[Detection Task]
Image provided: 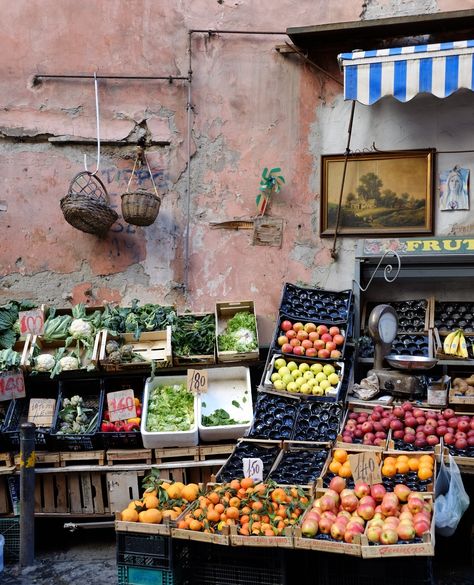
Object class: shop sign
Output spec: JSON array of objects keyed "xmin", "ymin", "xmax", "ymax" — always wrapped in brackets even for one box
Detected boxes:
[{"xmin": 362, "ymin": 236, "xmax": 474, "ymax": 256}]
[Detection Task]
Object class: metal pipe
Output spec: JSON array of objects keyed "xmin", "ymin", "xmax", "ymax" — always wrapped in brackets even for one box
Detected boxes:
[
  {"xmin": 33, "ymin": 74, "xmax": 190, "ymax": 83},
  {"xmin": 19, "ymin": 422, "xmax": 36, "ymax": 567},
  {"xmin": 190, "ymin": 29, "xmax": 286, "ymax": 35},
  {"xmin": 183, "ymin": 31, "xmax": 194, "ymax": 295}
]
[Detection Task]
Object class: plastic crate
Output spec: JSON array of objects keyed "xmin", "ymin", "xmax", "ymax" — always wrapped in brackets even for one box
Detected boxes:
[
  {"xmin": 117, "ymin": 565, "xmax": 176, "ymax": 585},
  {"xmin": 117, "ymin": 532, "xmax": 172, "ymax": 570},
  {"xmin": 0, "ymin": 517, "xmax": 20, "ymax": 563},
  {"xmin": 292, "ymin": 400, "xmax": 344, "ymax": 443},
  {"xmin": 215, "ymin": 439, "xmax": 281, "ymax": 483},
  {"xmin": 246, "ymin": 391, "xmax": 300, "ymax": 441},
  {"xmin": 2, "ymin": 396, "xmax": 52, "ymax": 451},
  {"xmin": 279, "ymin": 282, "xmax": 353, "ymax": 323},
  {"xmin": 0, "ymin": 400, "xmax": 11, "ymax": 451},
  {"xmin": 184, "ymin": 540, "xmax": 286, "ymax": 585},
  {"xmin": 47, "ymin": 380, "xmax": 104, "ymax": 451}
]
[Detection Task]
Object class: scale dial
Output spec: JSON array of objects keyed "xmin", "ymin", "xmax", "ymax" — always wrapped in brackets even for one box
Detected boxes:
[{"xmin": 368, "ymin": 304, "xmax": 398, "ymax": 345}]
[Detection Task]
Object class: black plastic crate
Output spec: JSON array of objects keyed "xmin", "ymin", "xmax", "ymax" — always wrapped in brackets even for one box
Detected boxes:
[
  {"xmin": 358, "ymin": 334, "xmax": 430, "ymax": 359},
  {"xmin": 434, "ymin": 300, "xmax": 474, "ymax": 332},
  {"xmin": 2, "ymin": 396, "xmax": 52, "ymax": 452},
  {"xmin": 185, "ymin": 540, "xmax": 286, "ymax": 585},
  {"xmin": 47, "ymin": 379, "xmax": 104, "ymax": 451},
  {"xmin": 279, "ymin": 282, "xmax": 353, "ymax": 323},
  {"xmin": 292, "ymin": 401, "xmax": 344, "ymax": 443},
  {"xmin": 0, "ymin": 399, "xmax": 11, "ymax": 451},
  {"xmin": 117, "ymin": 564, "xmax": 176, "ymax": 585},
  {"xmin": 267, "ymin": 443, "xmax": 329, "ymax": 486},
  {"xmin": 215, "ymin": 439, "xmax": 280, "ymax": 483},
  {"xmin": 99, "ymin": 377, "xmax": 145, "ymax": 450},
  {"xmin": 117, "ymin": 532, "xmax": 172, "ymax": 570},
  {"xmin": 246, "ymin": 391, "xmax": 299, "ymax": 440}
]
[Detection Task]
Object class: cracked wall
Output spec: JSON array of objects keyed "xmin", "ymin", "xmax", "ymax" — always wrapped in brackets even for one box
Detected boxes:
[{"xmin": 0, "ymin": 0, "xmax": 471, "ymax": 343}]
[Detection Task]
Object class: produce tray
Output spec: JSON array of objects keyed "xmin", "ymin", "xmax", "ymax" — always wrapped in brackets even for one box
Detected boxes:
[
  {"xmin": 336, "ymin": 403, "xmax": 393, "ymax": 451},
  {"xmin": 316, "ymin": 445, "xmax": 383, "ymax": 491},
  {"xmin": 117, "ymin": 565, "xmax": 177, "ymax": 585},
  {"xmin": 172, "ymin": 312, "xmax": 216, "ymax": 366},
  {"xmin": 215, "ymin": 301, "xmax": 260, "ymax": 363},
  {"xmin": 2, "ymin": 395, "xmax": 54, "ymax": 452},
  {"xmin": 172, "ymin": 501, "xmax": 230, "ymax": 546},
  {"xmin": 266, "ymin": 441, "xmax": 330, "ymax": 488},
  {"xmin": 447, "ymin": 376, "xmax": 474, "ymax": 406},
  {"xmin": 198, "ymin": 366, "xmax": 253, "ymax": 442},
  {"xmin": 357, "ymin": 333, "xmax": 432, "ymax": 360},
  {"xmin": 433, "ymin": 329, "xmax": 474, "ymax": 361},
  {"xmin": 140, "ymin": 375, "xmax": 198, "ymax": 448},
  {"xmin": 360, "ymin": 495, "xmax": 435, "ymax": 558},
  {"xmin": 261, "ymin": 353, "xmax": 344, "ymax": 401},
  {"xmin": 361, "ymin": 298, "xmax": 431, "ymax": 334},
  {"xmin": 116, "ymin": 530, "xmax": 172, "ymax": 570},
  {"xmin": 292, "ymin": 401, "xmax": 344, "ymax": 443},
  {"xmin": 46, "ymin": 380, "xmax": 104, "ymax": 451},
  {"xmin": 214, "ymin": 438, "xmax": 281, "ymax": 483},
  {"xmin": 99, "ymin": 328, "xmax": 172, "ymax": 371},
  {"xmin": 279, "ymin": 282, "xmax": 353, "ymax": 323},
  {"xmin": 431, "ymin": 300, "xmax": 474, "ymax": 333},
  {"xmin": 115, "ymin": 512, "xmax": 175, "ymax": 537},
  {"xmin": 380, "ymin": 450, "xmax": 436, "ymax": 494},
  {"xmin": 270, "ymin": 312, "xmax": 347, "ymax": 361},
  {"xmin": 246, "ymin": 390, "xmax": 300, "ymax": 441}
]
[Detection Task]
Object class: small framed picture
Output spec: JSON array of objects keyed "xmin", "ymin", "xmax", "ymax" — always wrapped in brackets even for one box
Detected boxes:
[{"xmin": 439, "ymin": 166, "xmax": 470, "ymax": 211}]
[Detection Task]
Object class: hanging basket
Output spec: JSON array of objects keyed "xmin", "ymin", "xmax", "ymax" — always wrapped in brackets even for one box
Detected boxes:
[
  {"xmin": 61, "ymin": 171, "xmax": 118, "ymax": 236},
  {"xmin": 121, "ymin": 151, "xmax": 161, "ymax": 226}
]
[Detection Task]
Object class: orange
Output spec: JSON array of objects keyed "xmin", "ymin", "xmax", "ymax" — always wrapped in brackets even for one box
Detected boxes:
[
  {"xmin": 138, "ymin": 508, "xmax": 163, "ymax": 524},
  {"xmin": 120, "ymin": 508, "xmax": 138, "ymax": 522},
  {"xmin": 329, "ymin": 460, "xmax": 342, "ymax": 474},
  {"xmin": 177, "ymin": 520, "xmax": 189, "ymax": 529},
  {"xmin": 181, "ymin": 484, "xmax": 200, "ymax": 502},
  {"xmin": 338, "ymin": 464, "xmax": 352, "ymax": 478},
  {"xmin": 142, "ymin": 489, "xmax": 157, "ymax": 498},
  {"xmin": 207, "ymin": 509, "xmax": 220, "ymax": 522},
  {"xmin": 271, "ymin": 488, "xmax": 288, "ymax": 503},
  {"xmin": 419, "ymin": 455, "xmax": 434, "ymax": 467},
  {"xmin": 241, "ymin": 477, "xmax": 254, "ymax": 489},
  {"xmin": 396, "ymin": 455, "xmax": 409, "ymax": 463},
  {"xmin": 333, "ymin": 449, "xmax": 348, "ymax": 463},
  {"xmin": 143, "ymin": 495, "xmax": 159, "ymax": 509},
  {"xmin": 384, "ymin": 456, "xmax": 397, "ymax": 467},
  {"xmin": 162, "ymin": 510, "xmax": 179, "ymax": 521},
  {"xmin": 251, "ymin": 500, "xmax": 264, "ymax": 512},
  {"xmin": 226, "ymin": 506, "xmax": 240, "ymax": 520},
  {"xmin": 128, "ymin": 499, "xmax": 144, "ymax": 510},
  {"xmin": 382, "ymin": 463, "xmax": 396, "ymax": 477},
  {"xmin": 418, "ymin": 467, "xmax": 433, "ymax": 481},
  {"xmin": 166, "ymin": 483, "xmax": 183, "ymax": 499},
  {"xmin": 208, "ymin": 491, "xmax": 220, "ymax": 505},
  {"xmin": 214, "ymin": 503, "xmax": 225, "ymax": 514},
  {"xmin": 229, "ymin": 497, "xmax": 241, "ymax": 509},
  {"xmin": 230, "ymin": 479, "xmax": 241, "ymax": 490},
  {"xmin": 189, "ymin": 519, "xmax": 202, "ymax": 531},
  {"xmin": 408, "ymin": 458, "xmax": 420, "ymax": 471},
  {"xmin": 395, "ymin": 461, "xmax": 410, "ymax": 474}
]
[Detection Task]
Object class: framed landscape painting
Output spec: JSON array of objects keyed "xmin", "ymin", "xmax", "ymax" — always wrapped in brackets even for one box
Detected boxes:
[{"xmin": 320, "ymin": 149, "xmax": 434, "ymax": 237}]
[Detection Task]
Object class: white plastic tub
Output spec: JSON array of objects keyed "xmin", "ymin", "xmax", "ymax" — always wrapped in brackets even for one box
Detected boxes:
[
  {"xmin": 198, "ymin": 367, "xmax": 253, "ymax": 442},
  {"xmin": 141, "ymin": 375, "xmax": 198, "ymax": 448}
]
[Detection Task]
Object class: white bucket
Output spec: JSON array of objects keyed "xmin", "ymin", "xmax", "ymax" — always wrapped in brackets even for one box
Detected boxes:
[{"xmin": 0, "ymin": 533, "xmax": 4, "ymax": 572}]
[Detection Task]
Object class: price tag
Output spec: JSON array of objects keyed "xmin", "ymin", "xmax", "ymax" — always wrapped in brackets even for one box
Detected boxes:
[
  {"xmin": 107, "ymin": 389, "xmax": 136, "ymax": 422},
  {"xmin": 27, "ymin": 398, "xmax": 56, "ymax": 427},
  {"xmin": 0, "ymin": 371, "xmax": 26, "ymax": 402},
  {"xmin": 243, "ymin": 457, "xmax": 264, "ymax": 482},
  {"xmin": 349, "ymin": 452, "xmax": 382, "ymax": 486},
  {"xmin": 187, "ymin": 369, "xmax": 208, "ymax": 393},
  {"xmin": 19, "ymin": 309, "xmax": 45, "ymax": 336}
]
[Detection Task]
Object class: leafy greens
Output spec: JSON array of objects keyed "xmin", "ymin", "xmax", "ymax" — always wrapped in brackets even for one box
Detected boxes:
[
  {"xmin": 217, "ymin": 311, "xmax": 258, "ymax": 353},
  {"xmin": 146, "ymin": 383, "xmax": 194, "ymax": 432},
  {"xmin": 201, "ymin": 408, "xmax": 249, "ymax": 427}
]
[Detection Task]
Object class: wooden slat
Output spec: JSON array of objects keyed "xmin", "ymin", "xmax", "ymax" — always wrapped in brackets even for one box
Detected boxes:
[
  {"xmin": 90, "ymin": 472, "xmax": 106, "ymax": 514},
  {"xmin": 55, "ymin": 474, "xmax": 68, "ymax": 513},
  {"xmin": 68, "ymin": 473, "xmax": 82, "ymax": 514},
  {"xmin": 42, "ymin": 474, "xmax": 56, "ymax": 513},
  {"xmin": 0, "ymin": 477, "xmax": 10, "ymax": 514},
  {"xmin": 34, "ymin": 476, "xmax": 42, "ymax": 513},
  {"xmin": 80, "ymin": 473, "xmax": 94, "ymax": 514},
  {"xmin": 107, "ymin": 471, "xmax": 141, "ymax": 514}
]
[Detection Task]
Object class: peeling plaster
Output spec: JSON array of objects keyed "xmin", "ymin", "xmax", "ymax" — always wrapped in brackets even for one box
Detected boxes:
[{"xmin": 361, "ymin": 0, "xmax": 438, "ymax": 19}]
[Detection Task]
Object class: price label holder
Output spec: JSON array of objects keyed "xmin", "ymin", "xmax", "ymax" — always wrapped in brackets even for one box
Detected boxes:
[
  {"xmin": 27, "ymin": 398, "xmax": 56, "ymax": 427},
  {"xmin": 19, "ymin": 309, "xmax": 45, "ymax": 336},
  {"xmin": 107, "ymin": 389, "xmax": 137, "ymax": 422},
  {"xmin": 187, "ymin": 369, "xmax": 208, "ymax": 393},
  {"xmin": 0, "ymin": 370, "xmax": 26, "ymax": 402},
  {"xmin": 243, "ymin": 457, "xmax": 264, "ymax": 482},
  {"xmin": 349, "ymin": 452, "xmax": 382, "ymax": 486}
]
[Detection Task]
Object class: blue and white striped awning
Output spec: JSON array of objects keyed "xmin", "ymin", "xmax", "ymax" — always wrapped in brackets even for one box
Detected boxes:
[{"xmin": 338, "ymin": 40, "xmax": 474, "ymax": 105}]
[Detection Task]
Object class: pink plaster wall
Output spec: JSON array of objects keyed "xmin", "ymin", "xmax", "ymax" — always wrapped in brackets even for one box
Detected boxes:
[{"xmin": 0, "ymin": 1, "xmax": 467, "ymax": 342}]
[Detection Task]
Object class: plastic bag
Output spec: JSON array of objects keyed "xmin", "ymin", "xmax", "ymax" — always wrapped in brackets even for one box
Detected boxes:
[{"xmin": 434, "ymin": 453, "xmax": 470, "ymax": 537}]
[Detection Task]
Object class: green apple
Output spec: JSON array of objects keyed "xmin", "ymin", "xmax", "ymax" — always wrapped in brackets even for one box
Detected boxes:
[
  {"xmin": 286, "ymin": 381, "xmax": 298, "ymax": 393},
  {"xmin": 275, "ymin": 358, "xmax": 287, "ymax": 370},
  {"xmin": 273, "ymin": 379, "xmax": 286, "ymax": 391},
  {"xmin": 300, "ymin": 383, "xmax": 312, "ymax": 395},
  {"xmin": 287, "ymin": 361, "xmax": 298, "ymax": 372},
  {"xmin": 303, "ymin": 371, "xmax": 314, "ymax": 381},
  {"xmin": 291, "ymin": 369, "xmax": 303, "ymax": 380},
  {"xmin": 323, "ymin": 364, "xmax": 335, "ymax": 376},
  {"xmin": 279, "ymin": 367, "xmax": 290, "ymax": 377},
  {"xmin": 310, "ymin": 363, "xmax": 323, "ymax": 374},
  {"xmin": 271, "ymin": 372, "xmax": 282, "ymax": 382},
  {"xmin": 298, "ymin": 362, "xmax": 310, "ymax": 373},
  {"xmin": 307, "ymin": 378, "xmax": 317, "ymax": 388},
  {"xmin": 319, "ymin": 379, "xmax": 331, "ymax": 391},
  {"xmin": 328, "ymin": 373, "xmax": 340, "ymax": 386},
  {"xmin": 294, "ymin": 377, "xmax": 305, "ymax": 388},
  {"xmin": 282, "ymin": 374, "xmax": 294, "ymax": 386},
  {"xmin": 312, "ymin": 385, "xmax": 324, "ymax": 396},
  {"xmin": 315, "ymin": 372, "xmax": 327, "ymax": 383}
]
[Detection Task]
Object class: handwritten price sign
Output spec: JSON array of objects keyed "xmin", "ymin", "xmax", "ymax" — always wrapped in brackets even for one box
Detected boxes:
[
  {"xmin": 0, "ymin": 371, "xmax": 26, "ymax": 402},
  {"xmin": 19, "ymin": 309, "xmax": 44, "ymax": 336},
  {"xmin": 349, "ymin": 452, "xmax": 382, "ymax": 486},
  {"xmin": 107, "ymin": 389, "xmax": 136, "ymax": 422},
  {"xmin": 187, "ymin": 369, "xmax": 208, "ymax": 393},
  {"xmin": 243, "ymin": 457, "xmax": 264, "ymax": 482}
]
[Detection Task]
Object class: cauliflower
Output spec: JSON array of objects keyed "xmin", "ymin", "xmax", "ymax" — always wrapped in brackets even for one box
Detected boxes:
[
  {"xmin": 35, "ymin": 354, "xmax": 56, "ymax": 372},
  {"xmin": 69, "ymin": 318, "xmax": 93, "ymax": 339},
  {"xmin": 59, "ymin": 356, "xmax": 80, "ymax": 371}
]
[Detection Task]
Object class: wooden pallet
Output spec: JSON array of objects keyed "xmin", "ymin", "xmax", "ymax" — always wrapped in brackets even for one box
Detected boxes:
[
  {"xmin": 199, "ymin": 444, "xmax": 235, "ymax": 461},
  {"xmin": 0, "ymin": 476, "xmax": 11, "ymax": 514},
  {"xmin": 106, "ymin": 449, "xmax": 153, "ymax": 466},
  {"xmin": 154, "ymin": 446, "xmax": 200, "ymax": 464},
  {"xmin": 59, "ymin": 450, "xmax": 106, "ymax": 467},
  {"xmin": 14, "ymin": 451, "xmax": 61, "ymax": 469}
]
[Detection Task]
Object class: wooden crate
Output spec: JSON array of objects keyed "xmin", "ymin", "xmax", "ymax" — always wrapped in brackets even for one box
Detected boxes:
[
  {"xmin": 35, "ymin": 471, "xmax": 109, "ymax": 515},
  {"xmin": 230, "ymin": 524, "xmax": 293, "ymax": 548},
  {"xmin": 293, "ymin": 515, "xmax": 362, "ymax": 556},
  {"xmin": 115, "ymin": 511, "xmax": 174, "ymax": 536},
  {"xmin": 0, "ymin": 476, "xmax": 11, "ymax": 514},
  {"xmin": 14, "ymin": 451, "xmax": 60, "ymax": 468},
  {"xmin": 59, "ymin": 450, "xmax": 105, "ymax": 467},
  {"xmin": 336, "ymin": 402, "xmax": 392, "ymax": 451},
  {"xmin": 199, "ymin": 443, "xmax": 236, "ymax": 461},
  {"xmin": 107, "ymin": 471, "xmax": 143, "ymax": 515},
  {"xmin": 172, "ymin": 500, "xmax": 230, "ymax": 545},
  {"xmin": 0, "ymin": 452, "xmax": 13, "ymax": 468},
  {"xmin": 99, "ymin": 327, "xmax": 172, "ymax": 371},
  {"xmin": 172, "ymin": 312, "xmax": 216, "ymax": 366},
  {"xmin": 316, "ymin": 445, "xmax": 383, "ymax": 491},
  {"xmin": 360, "ymin": 495, "xmax": 435, "ymax": 558},
  {"xmin": 154, "ymin": 446, "xmax": 200, "ymax": 464},
  {"xmin": 215, "ymin": 300, "xmax": 259, "ymax": 363},
  {"xmin": 106, "ymin": 449, "xmax": 153, "ymax": 466}
]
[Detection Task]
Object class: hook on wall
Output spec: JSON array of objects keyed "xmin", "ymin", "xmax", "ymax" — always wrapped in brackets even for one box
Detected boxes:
[
  {"xmin": 353, "ymin": 250, "xmax": 402, "ymax": 293},
  {"xmin": 83, "ymin": 72, "xmax": 101, "ymax": 176}
]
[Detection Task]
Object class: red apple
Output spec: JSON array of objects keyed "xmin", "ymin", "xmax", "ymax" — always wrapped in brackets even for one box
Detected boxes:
[
  {"xmin": 301, "ymin": 518, "xmax": 318, "ymax": 537},
  {"xmin": 325, "ymin": 341, "xmax": 337, "ymax": 352},
  {"xmin": 442, "ymin": 408, "xmax": 455, "ymax": 420},
  {"xmin": 330, "ymin": 350, "xmax": 342, "ymax": 359},
  {"xmin": 397, "ymin": 522, "xmax": 415, "ymax": 540},
  {"xmin": 304, "ymin": 322, "xmax": 317, "ymax": 333},
  {"xmin": 444, "ymin": 433, "xmax": 455, "ymax": 445},
  {"xmin": 293, "ymin": 346, "xmax": 305, "ymax": 356},
  {"xmin": 289, "ymin": 338, "xmax": 301, "ymax": 347},
  {"xmin": 329, "ymin": 476, "xmax": 346, "ymax": 494},
  {"xmin": 333, "ymin": 334, "xmax": 345, "ymax": 346},
  {"xmin": 308, "ymin": 331, "xmax": 319, "ymax": 342},
  {"xmin": 314, "ymin": 340, "xmax": 325, "ymax": 351},
  {"xmin": 305, "ymin": 348, "xmax": 317, "ymax": 357},
  {"xmin": 316, "ymin": 324, "xmax": 328, "ymax": 335},
  {"xmin": 301, "ymin": 339, "xmax": 313, "ymax": 350},
  {"xmin": 394, "ymin": 484, "xmax": 411, "ymax": 502},
  {"xmin": 318, "ymin": 517, "xmax": 332, "ymax": 534},
  {"xmin": 458, "ymin": 420, "xmax": 470, "ymax": 433},
  {"xmin": 354, "ymin": 481, "xmax": 370, "ymax": 499},
  {"xmin": 318, "ymin": 349, "xmax": 330, "ymax": 359},
  {"xmin": 286, "ymin": 329, "xmax": 297, "ymax": 340},
  {"xmin": 366, "ymin": 525, "xmax": 383, "ymax": 543},
  {"xmin": 380, "ymin": 528, "xmax": 398, "ymax": 545},
  {"xmin": 455, "ymin": 437, "xmax": 468, "ymax": 450},
  {"xmin": 281, "ymin": 343, "xmax": 293, "ymax": 353},
  {"xmin": 281, "ymin": 320, "xmax": 293, "ymax": 332},
  {"xmin": 414, "ymin": 519, "xmax": 430, "ymax": 537},
  {"xmin": 370, "ymin": 484, "xmax": 386, "ymax": 502}
]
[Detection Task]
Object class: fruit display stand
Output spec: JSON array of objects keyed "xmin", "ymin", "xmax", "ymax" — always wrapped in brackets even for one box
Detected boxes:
[
  {"xmin": 379, "ymin": 450, "xmax": 437, "ymax": 494},
  {"xmin": 316, "ymin": 446, "xmax": 383, "ymax": 491}
]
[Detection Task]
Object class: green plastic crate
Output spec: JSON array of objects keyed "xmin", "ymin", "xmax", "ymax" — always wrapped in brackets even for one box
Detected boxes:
[
  {"xmin": 0, "ymin": 517, "xmax": 20, "ymax": 563},
  {"xmin": 118, "ymin": 564, "xmax": 176, "ymax": 585}
]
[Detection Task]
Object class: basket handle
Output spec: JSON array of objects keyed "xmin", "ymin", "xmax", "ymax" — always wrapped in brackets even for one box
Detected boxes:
[{"xmin": 126, "ymin": 151, "xmax": 159, "ymax": 197}]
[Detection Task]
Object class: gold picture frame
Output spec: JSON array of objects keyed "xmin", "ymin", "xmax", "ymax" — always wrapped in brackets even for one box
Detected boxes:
[{"xmin": 320, "ymin": 149, "xmax": 435, "ymax": 237}]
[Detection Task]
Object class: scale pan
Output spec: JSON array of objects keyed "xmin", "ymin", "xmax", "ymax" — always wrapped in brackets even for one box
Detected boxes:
[{"xmin": 385, "ymin": 354, "xmax": 438, "ymax": 370}]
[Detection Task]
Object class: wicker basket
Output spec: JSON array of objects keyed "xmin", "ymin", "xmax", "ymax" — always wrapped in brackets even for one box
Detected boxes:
[
  {"xmin": 61, "ymin": 171, "xmax": 118, "ymax": 236},
  {"xmin": 121, "ymin": 189, "xmax": 161, "ymax": 226}
]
